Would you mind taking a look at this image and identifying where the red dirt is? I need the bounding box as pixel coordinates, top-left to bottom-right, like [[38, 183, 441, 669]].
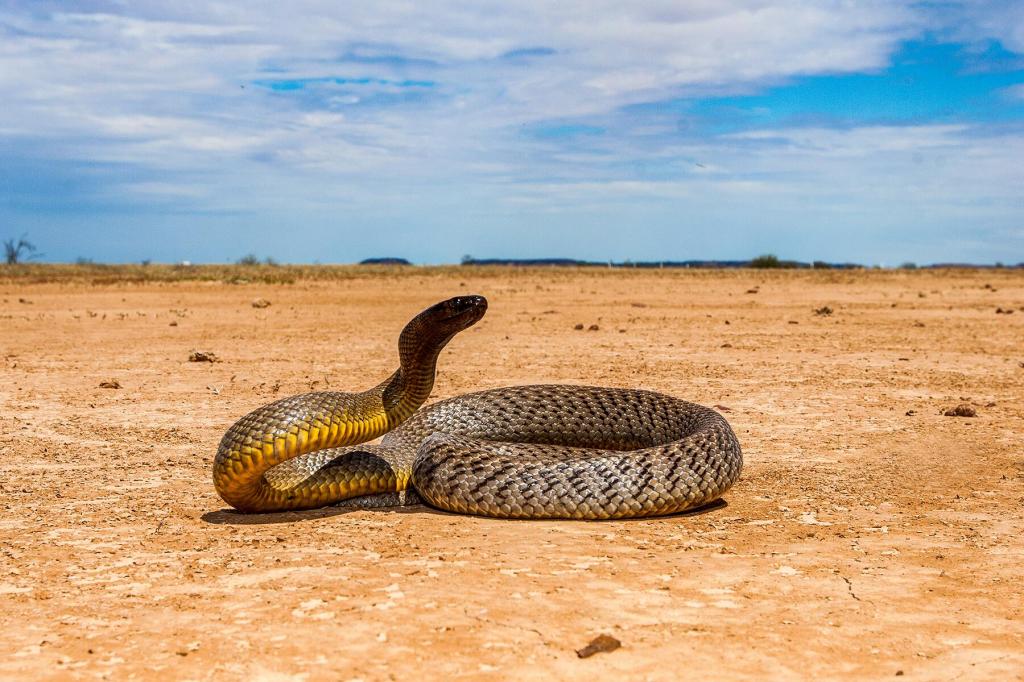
[[1, 267, 1022, 680]]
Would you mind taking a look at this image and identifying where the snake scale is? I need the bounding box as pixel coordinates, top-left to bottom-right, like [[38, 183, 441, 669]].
[[213, 295, 742, 519]]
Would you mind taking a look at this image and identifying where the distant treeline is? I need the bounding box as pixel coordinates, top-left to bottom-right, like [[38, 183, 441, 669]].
[[359, 257, 412, 265], [458, 257, 864, 269], [355, 256, 1023, 269]]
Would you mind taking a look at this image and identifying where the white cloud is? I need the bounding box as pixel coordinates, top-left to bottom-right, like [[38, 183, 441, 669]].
[[937, 0, 1024, 53], [726, 125, 969, 155], [0, 1, 920, 171]]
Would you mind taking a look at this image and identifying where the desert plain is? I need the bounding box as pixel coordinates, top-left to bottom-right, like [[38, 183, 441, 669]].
[[1, 265, 1022, 681]]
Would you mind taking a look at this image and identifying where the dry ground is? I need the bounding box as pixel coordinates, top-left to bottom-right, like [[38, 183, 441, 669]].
[[1, 266, 1022, 681]]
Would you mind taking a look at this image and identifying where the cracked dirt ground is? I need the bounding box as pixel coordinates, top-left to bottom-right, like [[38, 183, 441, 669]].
[[1, 267, 1022, 680]]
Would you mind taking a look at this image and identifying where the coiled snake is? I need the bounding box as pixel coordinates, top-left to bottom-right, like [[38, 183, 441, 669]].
[[213, 296, 742, 518]]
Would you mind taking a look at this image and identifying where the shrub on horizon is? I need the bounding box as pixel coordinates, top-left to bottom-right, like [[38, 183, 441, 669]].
[[750, 254, 782, 268], [3, 234, 41, 265]]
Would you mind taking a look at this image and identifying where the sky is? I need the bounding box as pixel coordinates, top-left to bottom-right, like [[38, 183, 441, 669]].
[[1, 1, 1023, 265]]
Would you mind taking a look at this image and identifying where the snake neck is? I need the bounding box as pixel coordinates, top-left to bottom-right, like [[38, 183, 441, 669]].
[[212, 309, 464, 513]]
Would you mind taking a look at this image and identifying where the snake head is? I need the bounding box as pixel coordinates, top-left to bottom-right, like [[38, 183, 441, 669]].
[[437, 295, 488, 327], [398, 295, 488, 367]]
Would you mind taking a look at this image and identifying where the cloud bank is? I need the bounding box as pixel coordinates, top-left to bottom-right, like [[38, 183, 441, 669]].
[[0, 1, 1022, 263]]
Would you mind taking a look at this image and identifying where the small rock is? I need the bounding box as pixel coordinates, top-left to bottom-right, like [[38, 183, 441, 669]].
[[573, 323, 584, 330], [189, 351, 218, 363], [576, 634, 621, 658], [587, 324, 599, 331], [630, 302, 647, 308], [720, 343, 732, 348], [995, 307, 1013, 314], [169, 321, 178, 327], [17, 298, 32, 304], [98, 380, 121, 389], [905, 410, 916, 416], [814, 306, 833, 316], [251, 298, 271, 309], [746, 288, 759, 294], [943, 404, 976, 418]]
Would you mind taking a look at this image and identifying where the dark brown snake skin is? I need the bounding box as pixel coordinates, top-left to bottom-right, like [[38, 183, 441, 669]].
[[213, 296, 743, 519]]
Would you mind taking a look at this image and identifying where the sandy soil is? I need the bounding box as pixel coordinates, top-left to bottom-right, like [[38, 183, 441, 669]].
[[1, 267, 1022, 681]]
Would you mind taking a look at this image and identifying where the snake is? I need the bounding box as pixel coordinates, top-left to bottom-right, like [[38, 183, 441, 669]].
[[213, 295, 742, 519]]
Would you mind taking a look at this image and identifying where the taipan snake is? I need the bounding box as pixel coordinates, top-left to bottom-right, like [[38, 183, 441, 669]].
[[213, 296, 742, 519]]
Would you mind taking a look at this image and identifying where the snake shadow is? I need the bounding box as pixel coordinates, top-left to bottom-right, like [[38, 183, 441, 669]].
[[199, 498, 728, 526]]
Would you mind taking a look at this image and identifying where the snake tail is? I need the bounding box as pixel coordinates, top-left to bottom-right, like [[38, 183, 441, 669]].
[[212, 295, 487, 512]]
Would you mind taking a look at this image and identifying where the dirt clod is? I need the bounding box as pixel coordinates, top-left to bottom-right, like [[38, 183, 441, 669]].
[[576, 634, 621, 658], [188, 350, 218, 363], [943, 404, 977, 417]]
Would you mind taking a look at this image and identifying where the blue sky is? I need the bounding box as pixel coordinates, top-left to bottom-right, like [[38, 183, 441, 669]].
[[1, 1, 1022, 265]]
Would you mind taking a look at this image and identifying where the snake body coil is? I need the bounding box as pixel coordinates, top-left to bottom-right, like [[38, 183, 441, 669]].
[[213, 296, 742, 519]]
